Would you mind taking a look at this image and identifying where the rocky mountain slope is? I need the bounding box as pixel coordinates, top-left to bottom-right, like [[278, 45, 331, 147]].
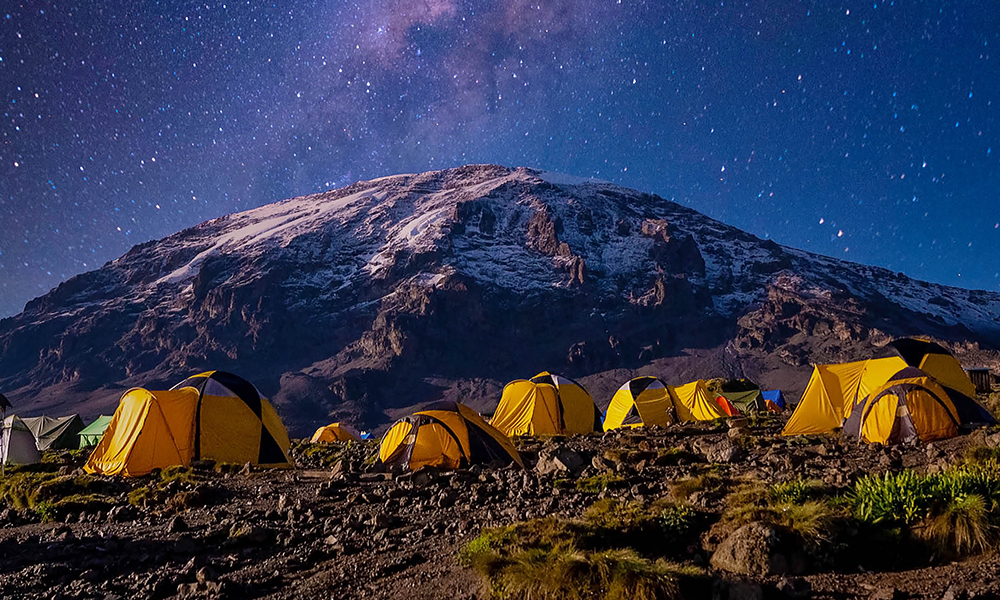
[[1, 164, 998, 433]]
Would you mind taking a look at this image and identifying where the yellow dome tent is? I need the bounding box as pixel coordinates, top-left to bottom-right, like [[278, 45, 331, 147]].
[[604, 377, 726, 431], [604, 376, 675, 430], [490, 372, 602, 437], [843, 366, 995, 445], [889, 338, 978, 399], [783, 339, 981, 437], [670, 379, 728, 422], [86, 371, 293, 476], [843, 367, 959, 444], [378, 402, 522, 471], [781, 357, 906, 436], [310, 422, 361, 443]]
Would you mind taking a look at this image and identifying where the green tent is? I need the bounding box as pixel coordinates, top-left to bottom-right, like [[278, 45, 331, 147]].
[[77, 415, 112, 449], [21, 415, 85, 451], [720, 390, 767, 415]]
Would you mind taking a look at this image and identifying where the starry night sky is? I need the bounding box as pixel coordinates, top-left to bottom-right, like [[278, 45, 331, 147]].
[[2, 1, 998, 318]]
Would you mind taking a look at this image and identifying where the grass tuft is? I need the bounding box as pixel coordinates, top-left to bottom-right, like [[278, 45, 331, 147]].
[[919, 494, 996, 557], [575, 474, 626, 494], [668, 471, 722, 502]]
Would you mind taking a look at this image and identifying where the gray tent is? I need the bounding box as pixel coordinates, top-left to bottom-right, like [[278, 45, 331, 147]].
[[21, 415, 85, 451], [2, 416, 40, 465]]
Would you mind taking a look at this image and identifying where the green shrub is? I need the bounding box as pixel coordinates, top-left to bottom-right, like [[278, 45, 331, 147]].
[[583, 498, 699, 553], [583, 499, 649, 532], [458, 526, 516, 570], [0, 469, 61, 509], [850, 463, 1000, 526], [492, 545, 692, 600], [160, 465, 197, 485], [848, 462, 1000, 558], [849, 470, 931, 525], [33, 500, 56, 522], [655, 504, 695, 540], [770, 478, 822, 505], [963, 445, 1000, 465], [723, 482, 842, 545]]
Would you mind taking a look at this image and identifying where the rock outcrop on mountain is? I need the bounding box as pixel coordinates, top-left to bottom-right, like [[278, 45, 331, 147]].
[[1, 165, 998, 433]]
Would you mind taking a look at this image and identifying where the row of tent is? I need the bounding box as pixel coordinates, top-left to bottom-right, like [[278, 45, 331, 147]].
[[373, 374, 782, 472], [373, 338, 995, 471], [489, 372, 784, 437], [2, 372, 294, 474], [0, 413, 116, 466], [1, 337, 989, 476], [783, 338, 994, 444]]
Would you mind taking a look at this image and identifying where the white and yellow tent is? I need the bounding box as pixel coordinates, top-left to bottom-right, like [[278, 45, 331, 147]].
[[86, 371, 292, 476], [604, 377, 725, 430], [490, 372, 602, 437]]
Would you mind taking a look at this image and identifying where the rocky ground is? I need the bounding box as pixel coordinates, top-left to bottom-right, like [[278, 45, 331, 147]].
[[1, 415, 999, 600]]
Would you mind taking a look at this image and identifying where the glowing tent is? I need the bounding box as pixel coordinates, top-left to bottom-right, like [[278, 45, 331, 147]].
[[490, 372, 602, 437], [378, 402, 522, 471], [310, 423, 361, 443]]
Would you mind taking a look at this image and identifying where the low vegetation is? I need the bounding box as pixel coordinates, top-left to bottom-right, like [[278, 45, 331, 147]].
[[720, 478, 845, 553], [0, 464, 121, 521], [461, 498, 705, 600], [668, 470, 723, 502], [572, 474, 626, 494], [128, 465, 214, 511], [848, 460, 1000, 557]]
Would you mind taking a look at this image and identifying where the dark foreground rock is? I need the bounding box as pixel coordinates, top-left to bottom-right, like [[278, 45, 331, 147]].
[[0, 419, 998, 600]]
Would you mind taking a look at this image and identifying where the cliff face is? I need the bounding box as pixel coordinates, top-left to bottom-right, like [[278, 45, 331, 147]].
[[2, 165, 998, 433]]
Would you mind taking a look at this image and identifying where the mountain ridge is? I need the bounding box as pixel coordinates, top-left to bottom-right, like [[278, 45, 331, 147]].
[[2, 164, 998, 434]]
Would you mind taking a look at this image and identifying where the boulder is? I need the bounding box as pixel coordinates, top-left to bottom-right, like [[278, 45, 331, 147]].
[[535, 447, 585, 476], [710, 522, 791, 576], [706, 439, 744, 464]]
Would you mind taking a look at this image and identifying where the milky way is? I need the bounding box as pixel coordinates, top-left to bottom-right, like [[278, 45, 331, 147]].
[[1, 1, 998, 317]]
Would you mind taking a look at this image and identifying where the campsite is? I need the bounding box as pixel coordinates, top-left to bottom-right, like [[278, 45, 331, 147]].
[[0, 341, 998, 600]]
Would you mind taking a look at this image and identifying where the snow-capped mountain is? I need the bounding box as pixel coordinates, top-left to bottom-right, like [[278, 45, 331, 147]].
[[2, 165, 998, 433]]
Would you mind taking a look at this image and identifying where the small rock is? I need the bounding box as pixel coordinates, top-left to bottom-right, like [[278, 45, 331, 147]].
[[706, 439, 744, 464], [167, 516, 188, 533], [195, 565, 217, 585], [79, 568, 102, 582], [51, 527, 75, 543], [941, 585, 968, 600], [869, 587, 902, 600], [776, 577, 812, 599]]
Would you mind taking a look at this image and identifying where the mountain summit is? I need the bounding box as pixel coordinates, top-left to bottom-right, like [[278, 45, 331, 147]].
[[2, 165, 998, 433]]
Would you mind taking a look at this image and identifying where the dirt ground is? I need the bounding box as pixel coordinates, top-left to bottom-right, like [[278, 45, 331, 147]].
[[0, 418, 998, 600]]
